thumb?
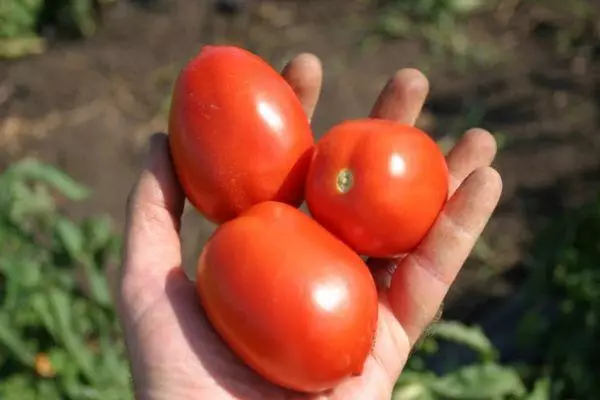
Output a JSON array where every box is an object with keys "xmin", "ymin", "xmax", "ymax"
[{"xmin": 119, "ymin": 133, "xmax": 186, "ymax": 324}]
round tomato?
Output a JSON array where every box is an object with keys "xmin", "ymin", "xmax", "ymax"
[
  {"xmin": 305, "ymin": 118, "xmax": 448, "ymax": 257},
  {"xmin": 196, "ymin": 201, "xmax": 378, "ymax": 393},
  {"xmin": 169, "ymin": 45, "xmax": 314, "ymax": 224}
]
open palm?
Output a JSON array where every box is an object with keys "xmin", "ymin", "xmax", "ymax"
[{"xmin": 117, "ymin": 53, "xmax": 502, "ymax": 400}]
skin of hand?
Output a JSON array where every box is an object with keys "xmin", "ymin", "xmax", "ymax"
[{"xmin": 117, "ymin": 53, "xmax": 503, "ymax": 400}]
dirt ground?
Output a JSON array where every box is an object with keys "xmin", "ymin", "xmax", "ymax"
[{"xmin": 1, "ymin": 0, "xmax": 599, "ymax": 321}]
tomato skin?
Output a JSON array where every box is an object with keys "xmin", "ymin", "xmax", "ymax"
[
  {"xmin": 196, "ymin": 201, "xmax": 378, "ymax": 393},
  {"xmin": 305, "ymin": 119, "xmax": 449, "ymax": 257},
  {"xmin": 169, "ymin": 45, "xmax": 314, "ymax": 224}
]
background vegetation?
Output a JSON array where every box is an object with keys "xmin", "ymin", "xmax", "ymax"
[
  {"xmin": 2, "ymin": 159, "xmax": 598, "ymax": 399},
  {"xmin": 1, "ymin": 0, "xmax": 599, "ymax": 399}
]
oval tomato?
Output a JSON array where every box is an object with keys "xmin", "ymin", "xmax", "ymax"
[
  {"xmin": 196, "ymin": 201, "xmax": 378, "ymax": 393},
  {"xmin": 305, "ymin": 118, "xmax": 448, "ymax": 257},
  {"xmin": 169, "ymin": 45, "xmax": 314, "ymax": 224}
]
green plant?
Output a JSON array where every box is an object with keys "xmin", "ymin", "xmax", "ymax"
[
  {"xmin": 0, "ymin": 159, "xmax": 132, "ymax": 399},
  {"xmin": 0, "ymin": 0, "xmax": 43, "ymax": 38},
  {"xmin": 0, "ymin": 0, "xmax": 111, "ymax": 59},
  {"xmin": 375, "ymin": 0, "xmax": 501, "ymax": 68},
  {"xmin": 520, "ymin": 195, "xmax": 600, "ymax": 399},
  {"xmin": 395, "ymin": 320, "xmax": 548, "ymax": 399},
  {"xmin": 0, "ymin": 0, "xmax": 46, "ymax": 58}
]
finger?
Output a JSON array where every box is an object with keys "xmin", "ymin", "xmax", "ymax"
[
  {"xmin": 121, "ymin": 133, "xmax": 185, "ymax": 291},
  {"xmin": 446, "ymin": 128, "xmax": 497, "ymax": 195},
  {"xmin": 369, "ymin": 68, "xmax": 429, "ymax": 125},
  {"xmin": 388, "ymin": 166, "xmax": 502, "ymax": 345},
  {"xmin": 281, "ymin": 53, "xmax": 323, "ymax": 121}
]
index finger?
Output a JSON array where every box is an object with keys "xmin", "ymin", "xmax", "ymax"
[{"xmin": 281, "ymin": 53, "xmax": 323, "ymax": 122}]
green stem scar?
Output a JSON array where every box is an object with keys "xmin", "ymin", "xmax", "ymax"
[{"xmin": 336, "ymin": 168, "xmax": 354, "ymax": 193}]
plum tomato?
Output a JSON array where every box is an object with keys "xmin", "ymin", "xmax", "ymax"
[
  {"xmin": 196, "ymin": 201, "xmax": 379, "ymax": 393},
  {"xmin": 169, "ymin": 45, "xmax": 314, "ymax": 224},
  {"xmin": 305, "ymin": 118, "xmax": 449, "ymax": 257}
]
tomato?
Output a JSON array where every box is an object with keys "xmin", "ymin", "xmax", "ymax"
[
  {"xmin": 196, "ymin": 201, "xmax": 378, "ymax": 393},
  {"xmin": 169, "ymin": 45, "xmax": 314, "ymax": 224},
  {"xmin": 305, "ymin": 118, "xmax": 448, "ymax": 257}
]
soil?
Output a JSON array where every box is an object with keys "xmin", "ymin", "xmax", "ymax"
[{"xmin": 1, "ymin": 0, "xmax": 600, "ymax": 323}]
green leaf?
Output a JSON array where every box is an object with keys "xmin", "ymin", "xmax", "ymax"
[
  {"xmin": 8, "ymin": 180, "xmax": 56, "ymax": 223},
  {"xmin": 55, "ymin": 217, "xmax": 112, "ymax": 307},
  {"xmin": 46, "ymin": 287, "xmax": 97, "ymax": 384},
  {"xmin": 1, "ymin": 259, "xmax": 42, "ymax": 309},
  {"xmin": 0, "ymin": 0, "xmax": 44, "ymax": 39},
  {"xmin": 71, "ymin": 0, "xmax": 97, "ymax": 37},
  {"xmin": 377, "ymin": 13, "xmax": 412, "ymax": 38},
  {"xmin": 429, "ymin": 363, "xmax": 526, "ymax": 399},
  {"xmin": 393, "ymin": 382, "xmax": 436, "ymax": 400},
  {"xmin": 523, "ymin": 377, "xmax": 551, "ymax": 400},
  {"xmin": 31, "ymin": 292, "xmax": 58, "ymax": 337},
  {"xmin": 5, "ymin": 159, "xmax": 89, "ymax": 201},
  {"xmin": 0, "ymin": 316, "xmax": 36, "ymax": 367},
  {"xmin": 82, "ymin": 216, "xmax": 114, "ymax": 253},
  {"xmin": 428, "ymin": 321, "xmax": 496, "ymax": 361},
  {"xmin": 0, "ymin": 375, "xmax": 39, "ymax": 400},
  {"xmin": 48, "ymin": 347, "xmax": 71, "ymax": 375},
  {"xmin": 394, "ymin": 370, "xmax": 438, "ymax": 400},
  {"xmin": 447, "ymin": 0, "xmax": 485, "ymax": 14},
  {"xmin": 36, "ymin": 380, "xmax": 62, "ymax": 400},
  {"xmin": 56, "ymin": 218, "xmax": 85, "ymax": 259}
]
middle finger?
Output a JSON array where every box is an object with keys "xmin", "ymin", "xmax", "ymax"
[{"xmin": 369, "ymin": 68, "xmax": 429, "ymax": 125}]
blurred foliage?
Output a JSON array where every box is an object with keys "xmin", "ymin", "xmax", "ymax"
[
  {"xmin": 396, "ymin": 321, "xmax": 548, "ymax": 399},
  {"xmin": 377, "ymin": 0, "xmax": 487, "ymax": 29},
  {"xmin": 374, "ymin": 0, "xmax": 599, "ymax": 68},
  {"xmin": 0, "ymin": 0, "xmax": 43, "ymax": 38},
  {"xmin": 0, "ymin": 159, "xmax": 131, "ymax": 399},
  {"xmin": 374, "ymin": 0, "xmax": 499, "ymax": 68},
  {"xmin": 396, "ymin": 193, "xmax": 600, "ymax": 400},
  {"xmin": 519, "ymin": 196, "xmax": 600, "ymax": 399},
  {"xmin": 0, "ymin": 0, "xmax": 113, "ymax": 59},
  {"xmin": 0, "ymin": 0, "xmax": 46, "ymax": 58}
]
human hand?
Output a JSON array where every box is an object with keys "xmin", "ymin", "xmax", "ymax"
[{"xmin": 118, "ymin": 53, "xmax": 502, "ymax": 400}]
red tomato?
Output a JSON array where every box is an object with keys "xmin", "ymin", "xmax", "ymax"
[
  {"xmin": 305, "ymin": 119, "xmax": 448, "ymax": 257},
  {"xmin": 169, "ymin": 45, "xmax": 314, "ymax": 224},
  {"xmin": 196, "ymin": 201, "xmax": 378, "ymax": 393}
]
